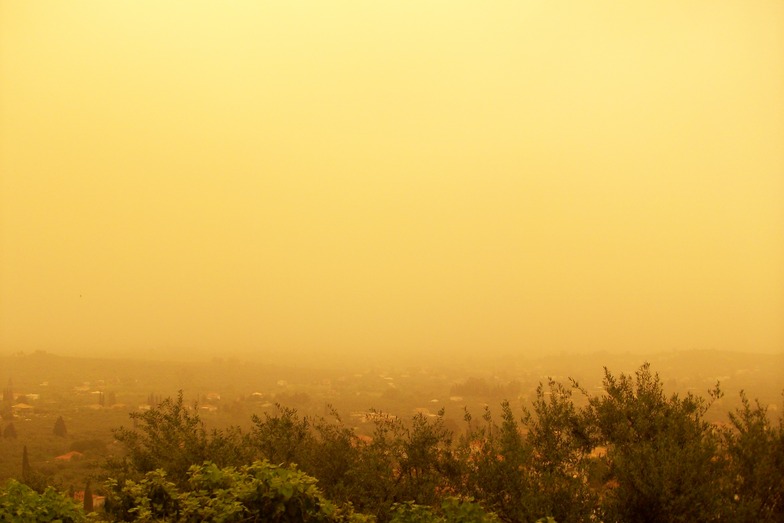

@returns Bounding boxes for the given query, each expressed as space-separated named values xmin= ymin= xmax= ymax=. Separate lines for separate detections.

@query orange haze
xmin=1 ymin=2 xmax=782 ymax=363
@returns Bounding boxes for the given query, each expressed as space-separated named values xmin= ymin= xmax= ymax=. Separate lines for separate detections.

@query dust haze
xmin=2 ymin=2 xmax=783 ymax=369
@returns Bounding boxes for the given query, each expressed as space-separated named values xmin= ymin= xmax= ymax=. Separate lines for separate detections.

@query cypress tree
xmin=83 ymin=480 xmax=94 ymax=512
xmin=53 ymin=415 xmax=67 ymax=437
xmin=1 ymin=379 xmax=13 ymax=421
xmin=2 ymin=379 xmax=12 ymax=402
xmin=3 ymin=422 xmax=17 ymax=439
xmin=22 ymin=445 xmax=31 ymax=482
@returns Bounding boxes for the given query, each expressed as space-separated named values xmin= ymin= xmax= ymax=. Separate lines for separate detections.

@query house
xmin=11 ymin=403 xmax=34 ymax=415
xmin=413 ymin=407 xmax=436 ymax=418
xmin=55 ymin=451 xmax=84 ymax=461
xmin=351 ymin=434 xmax=373 ymax=448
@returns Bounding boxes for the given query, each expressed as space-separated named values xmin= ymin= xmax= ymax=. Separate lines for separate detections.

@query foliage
xmin=248 ymin=404 xmax=362 ymax=506
xmin=54 ymin=416 xmax=68 ymax=438
xmin=2 ymin=423 xmax=16 ymax=439
xmin=398 ymin=411 xmax=458 ymax=504
xmin=0 ymin=479 xmax=89 ymax=523
xmin=250 ymin=403 xmax=312 ymax=466
xmin=248 ymin=404 xmax=460 ymax=521
xmin=390 ymin=501 xmax=438 ymax=523
xmin=299 ymin=406 xmax=362 ymax=504
xmin=21 ymin=446 xmax=30 ymax=484
xmin=723 ymin=392 xmax=784 ymax=521
xmin=390 ymin=497 xmax=500 ymax=523
xmin=340 ymin=409 xmax=460 ymax=521
xmin=83 ymin=481 xmax=94 ymax=513
xmin=99 ymin=365 xmax=784 ymax=523
xmin=455 ymin=389 xmax=589 ymax=522
xmin=454 ymin=402 xmax=530 ymax=520
xmin=585 ymin=363 xmax=727 ymax=522
xmin=109 ymin=391 xmax=252 ymax=485
xmin=521 ymin=380 xmax=595 ymax=522
xmin=103 ymin=460 xmax=370 ymax=522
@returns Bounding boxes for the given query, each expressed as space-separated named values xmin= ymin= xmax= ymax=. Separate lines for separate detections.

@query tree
xmin=456 ymin=394 xmax=585 ymax=523
xmin=335 ymin=408 xmax=460 ymax=521
xmin=3 ymin=379 xmax=13 ymax=402
xmin=249 ymin=403 xmax=312 ymax=466
xmin=3 ymin=422 xmax=17 ymax=439
xmin=22 ymin=445 xmax=31 ymax=482
xmin=247 ymin=404 xmax=452 ymax=520
xmin=390 ymin=497 xmax=500 ymax=522
xmin=723 ymin=392 xmax=784 ymax=521
xmin=251 ymin=405 xmax=462 ymax=522
xmin=110 ymin=390 xmax=251 ymax=485
xmin=20 ymin=444 xmax=56 ymax=493
xmin=53 ymin=415 xmax=67 ymax=437
xmin=585 ymin=363 xmax=727 ymax=522
xmin=298 ymin=406 xmax=361 ymax=504
xmin=83 ymin=480 xmax=93 ymax=513
xmin=97 ymin=368 xmax=784 ymax=522
xmin=0 ymin=480 xmax=87 ymax=523
xmin=1 ymin=380 xmax=13 ymax=421
xmin=520 ymin=380 xmax=596 ymax=522
xmin=103 ymin=461 xmax=370 ymax=522
xmin=396 ymin=410 xmax=459 ymax=507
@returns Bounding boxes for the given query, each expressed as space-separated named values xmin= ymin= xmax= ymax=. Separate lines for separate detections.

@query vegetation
xmin=723 ymin=392 xmax=784 ymax=520
xmin=103 ymin=461 xmax=368 ymax=523
xmin=1 ymin=362 xmax=782 ymax=521
xmin=0 ymin=480 xmax=88 ymax=523
xmin=3 ymin=423 xmax=17 ymax=439
xmin=109 ymin=392 xmax=251 ymax=484
xmin=53 ymin=416 xmax=68 ymax=438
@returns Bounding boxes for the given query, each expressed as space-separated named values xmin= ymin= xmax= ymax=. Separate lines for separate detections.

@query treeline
xmin=2 ymin=364 xmax=783 ymax=522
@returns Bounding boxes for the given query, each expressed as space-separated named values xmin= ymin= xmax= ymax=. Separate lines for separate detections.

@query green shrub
xmin=0 ymin=479 xmax=88 ymax=523
xmin=390 ymin=497 xmax=500 ymax=523
xmin=104 ymin=460 xmax=370 ymax=522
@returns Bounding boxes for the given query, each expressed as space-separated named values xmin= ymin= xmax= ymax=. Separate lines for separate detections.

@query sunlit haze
xmin=2 ymin=2 xmax=782 ymax=365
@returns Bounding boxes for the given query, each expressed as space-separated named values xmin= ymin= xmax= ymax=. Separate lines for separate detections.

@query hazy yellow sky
xmin=1 ymin=2 xmax=782 ymax=363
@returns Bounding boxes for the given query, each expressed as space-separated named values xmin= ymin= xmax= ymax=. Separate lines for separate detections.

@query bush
xmin=109 ymin=392 xmax=251 ymax=485
xmin=101 ymin=366 xmax=784 ymax=523
xmin=104 ymin=460 xmax=370 ymax=522
xmin=585 ymin=364 xmax=727 ymax=522
xmin=0 ymin=479 xmax=88 ymax=522
xmin=723 ymin=392 xmax=784 ymax=521
xmin=390 ymin=497 xmax=500 ymax=522
xmin=53 ymin=416 xmax=68 ymax=438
